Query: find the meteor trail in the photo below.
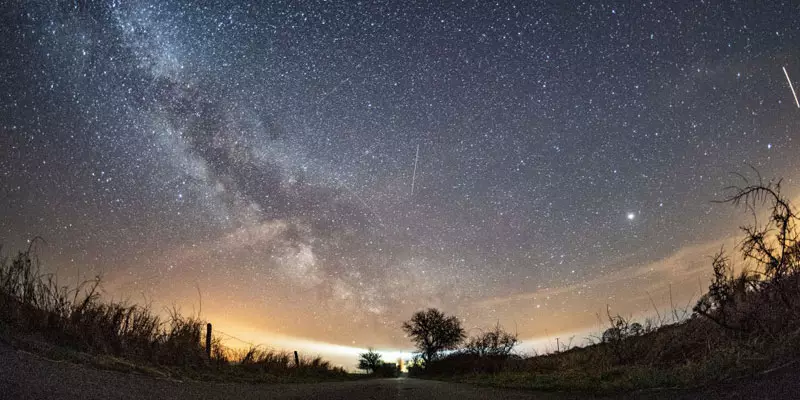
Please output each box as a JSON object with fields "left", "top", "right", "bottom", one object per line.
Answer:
{"left": 411, "top": 144, "right": 419, "bottom": 196}
{"left": 783, "top": 66, "right": 800, "bottom": 108}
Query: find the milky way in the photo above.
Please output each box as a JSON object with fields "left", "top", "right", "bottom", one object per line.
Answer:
{"left": 2, "top": 1, "right": 800, "bottom": 358}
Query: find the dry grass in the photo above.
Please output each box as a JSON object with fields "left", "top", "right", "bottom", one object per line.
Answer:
{"left": 417, "top": 177, "right": 800, "bottom": 394}
{"left": 0, "top": 242, "right": 346, "bottom": 381}
{"left": 421, "top": 307, "right": 800, "bottom": 394}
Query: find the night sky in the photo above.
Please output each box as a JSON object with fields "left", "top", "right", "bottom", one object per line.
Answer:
{"left": 2, "top": 1, "right": 800, "bottom": 364}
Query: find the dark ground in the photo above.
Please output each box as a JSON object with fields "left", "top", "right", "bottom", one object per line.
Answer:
{"left": 0, "top": 344, "right": 797, "bottom": 399}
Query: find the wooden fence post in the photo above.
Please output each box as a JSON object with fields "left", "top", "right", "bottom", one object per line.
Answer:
{"left": 294, "top": 350, "right": 300, "bottom": 367}
{"left": 206, "top": 323, "right": 212, "bottom": 359}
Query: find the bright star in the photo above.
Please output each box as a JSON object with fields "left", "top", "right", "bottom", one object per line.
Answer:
{"left": 627, "top": 212, "right": 636, "bottom": 220}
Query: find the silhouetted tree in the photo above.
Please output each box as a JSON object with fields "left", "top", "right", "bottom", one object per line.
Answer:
{"left": 717, "top": 173, "right": 799, "bottom": 281}
{"left": 357, "top": 348, "right": 383, "bottom": 374}
{"left": 464, "top": 323, "right": 518, "bottom": 357}
{"left": 694, "top": 171, "right": 800, "bottom": 335}
{"left": 402, "top": 308, "right": 465, "bottom": 369}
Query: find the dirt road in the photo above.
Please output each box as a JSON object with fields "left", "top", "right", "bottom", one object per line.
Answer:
{"left": 0, "top": 344, "right": 578, "bottom": 400}
{"left": 0, "top": 344, "right": 796, "bottom": 399}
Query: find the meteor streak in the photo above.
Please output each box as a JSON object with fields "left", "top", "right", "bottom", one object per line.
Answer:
{"left": 411, "top": 144, "right": 419, "bottom": 196}
{"left": 783, "top": 66, "right": 800, "bottom": 108}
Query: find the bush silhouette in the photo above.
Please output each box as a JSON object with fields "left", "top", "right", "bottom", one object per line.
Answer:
{"left": 693, "top": 174, "right": 800, "bottom": 338}
{"left": 464, "top": 323, "right": 518, "bottom": 357}
{"left": 357, "top": 348, "right": 383, "bottom": 374}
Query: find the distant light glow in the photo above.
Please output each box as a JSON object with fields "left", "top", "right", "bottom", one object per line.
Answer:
{"left": 2, "top": 0, "right": 798, "bottom": 370}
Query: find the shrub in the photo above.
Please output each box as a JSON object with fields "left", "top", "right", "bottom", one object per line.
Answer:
{"left": 464, "top": 323, "right": 518, "bottom": 358}
{"left": 357, "top": 348, "right": 383, "bottom": 374}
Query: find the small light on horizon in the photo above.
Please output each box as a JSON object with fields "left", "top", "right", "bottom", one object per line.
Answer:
{"left": 627, "top": 212, "right": 636, "bottom": 220}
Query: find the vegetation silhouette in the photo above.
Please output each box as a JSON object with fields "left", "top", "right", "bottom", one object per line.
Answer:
{"left": 3, "top": 171, "right": 800, "bottom": 392}
{"left": 402, "top": 308, "right": 466, "bottom": 370}
{"left": 464, "top": 323, "right": 519, "bottom": 358}
{"left": 357, "top": 348, "right": 383, "bottom": 374}
{"left": 0, "top": 240, "right": 346, "bottom": 382}
{"left": 694, "top": 172, "right": 800, "bottom": 337}
{"left": 401, "top": 173, "right": 800, "bottom": 394}
{"left": 416, "top": 322, "right": 521, "bottom": 376}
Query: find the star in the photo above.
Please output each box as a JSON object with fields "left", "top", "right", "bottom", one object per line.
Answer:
{"left": 1, "top": 0, "right": 797, "bottom": 367}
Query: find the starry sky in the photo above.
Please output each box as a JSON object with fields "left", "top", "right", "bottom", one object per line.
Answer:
{"left": 2, "top": 1, "right": 800, "bottom": 364}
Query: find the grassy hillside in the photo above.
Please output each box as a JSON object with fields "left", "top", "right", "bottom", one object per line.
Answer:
{"left": 0, "top": 241, "right": 348, "bottom": 382}
{"left": 413, "top": 178, "right": 800, "bottom": 394}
